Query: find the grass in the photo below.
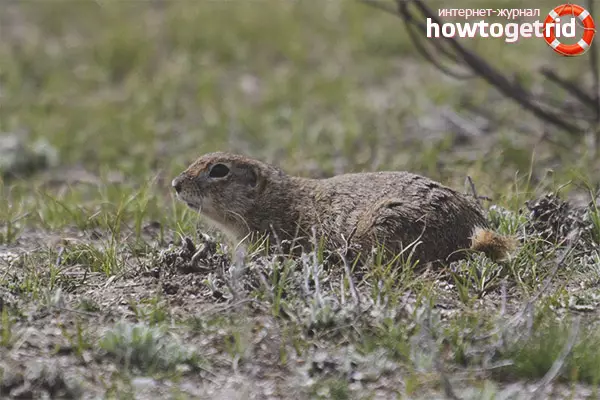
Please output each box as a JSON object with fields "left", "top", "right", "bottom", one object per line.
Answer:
{"left": 99, "top": 322, "right": 201, "bottom": 375}
{"left": 1, "top": 0, "right": 600, "bottom": 398}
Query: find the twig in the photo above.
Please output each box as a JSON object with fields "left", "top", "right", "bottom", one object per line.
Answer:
{"left": 540, "top": 67, "right": 595, "bottom": 108}
{"left": 114, "top": 283, "right": 147, "bottom": 289}
{"left": 465, "top": 176, "right": 480, "bottom": 207}
{"left": 361, "top": 0, "right": 588, "bottom": 135}
{"left": 359, "top": 0, "right": 473, "bottom": 78}
{"left": 403, "top": 13, "right": 473, "bottom": 79}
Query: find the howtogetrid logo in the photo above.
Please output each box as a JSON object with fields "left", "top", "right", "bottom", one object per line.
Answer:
{"left": 544, "top": 3, "right": 596, "bottom": 57}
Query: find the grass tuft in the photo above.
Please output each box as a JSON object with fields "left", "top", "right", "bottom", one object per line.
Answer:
{"left": 99, "top": 322, "right": 201, "bottom": 375}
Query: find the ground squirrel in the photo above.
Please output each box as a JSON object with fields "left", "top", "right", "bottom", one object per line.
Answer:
{"left": 172, "top": 152, "right": 514, "bottom": 265}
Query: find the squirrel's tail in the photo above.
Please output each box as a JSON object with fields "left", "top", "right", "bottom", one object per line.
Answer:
{"left": 470, "top": 227, "right": 516, "bottom": 262}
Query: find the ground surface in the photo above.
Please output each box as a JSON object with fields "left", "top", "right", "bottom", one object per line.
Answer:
{"left": 2, "top": 0, "right": 600, "bottom": 399}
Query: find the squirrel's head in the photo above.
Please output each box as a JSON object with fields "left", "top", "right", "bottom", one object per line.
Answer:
{"left": 172, "top": 152, "right": 278, "bottom": 233}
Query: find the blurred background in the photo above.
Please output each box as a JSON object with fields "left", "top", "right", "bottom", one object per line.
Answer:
{"left": 2, "top": 2, "right": 600, "bottom": 397}
{"left": 1, "top": 0, "right": 598, "bottom": 237}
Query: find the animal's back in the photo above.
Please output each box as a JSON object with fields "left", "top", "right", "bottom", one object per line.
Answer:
{"left": 304, "top": 171, "right": 488, "bottom": 263}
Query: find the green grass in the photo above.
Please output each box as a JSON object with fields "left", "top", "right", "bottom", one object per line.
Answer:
{"left": 99, "top": 322, "right": 201, "bottom": 375}
{"left": 1, "top": 0, "right": 600, "bottom": 398}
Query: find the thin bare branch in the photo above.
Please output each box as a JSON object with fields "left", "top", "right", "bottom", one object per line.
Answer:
{"left": 361, "top": 0, "right": 592, "bottom": 136}
{"left": 403, "top": 18, "right": 474, "bottom": 79}
{"left": 399, "top": 0, "right": 584, "bottom": 134}
{"left": 540, "top": 67, "right": 595, "bottom": 107}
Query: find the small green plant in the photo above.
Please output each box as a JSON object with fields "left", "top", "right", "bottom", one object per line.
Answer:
{"left": 60, "top": 242, "right": 122, "bottom": 276}
{"left": 224, "top": 328, "right": 247, "bottom": 361}
{"left": 0, "top": 184, "right": 27, "bottom": 244}
{"left": 99, "top": 322, "right": 200, "bottom": 374}
{"left": 35, "top": 192, "right": 100, "bottom": 231}
{"left": 499, "top": 314, "right": 600, "bottom": 384}
{"left": 1, "top": 307, "right": 13, "bottom": 347}
{"left": 130, "top": 295, "right": 170, "bottom": 325}
{"left": 78, "top": 298, "right": 101, "bottom": 313}
{"left": 60, "top": 318, "right": 92, "bottom": 358}
{"left": 450, "top": 254, "right": 505, "bottom": 302}
{"left": 361, "top": 317, "right": 411, "bottom": 362}
{"left": 0, "top": 215, "right": 25, "bottom": 245}
{"left": 270, "top": 258, "right": 294, "bottom": 318}
{"left": 487, "top": 204, "right": 527, "bottom": 236}
{"left": 364, "top": 243, "right": 421, "bottom": 308}
{"left": 311, "top": 377, "right": 350, "bottom": 400}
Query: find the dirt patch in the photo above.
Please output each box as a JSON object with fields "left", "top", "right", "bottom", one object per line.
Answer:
{"left": 2, "top": 192, "right": 600, "bottom": 398}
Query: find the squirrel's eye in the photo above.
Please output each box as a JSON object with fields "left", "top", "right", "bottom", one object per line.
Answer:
{"left": 208, "top": 164, "right": 230, "bottom": 178}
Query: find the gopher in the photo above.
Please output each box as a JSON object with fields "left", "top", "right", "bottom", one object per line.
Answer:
{"left": 172, "top": 152, "right": 514, "bottom": 265}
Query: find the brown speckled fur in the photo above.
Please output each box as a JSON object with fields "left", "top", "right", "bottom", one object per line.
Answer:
{"left": 172, "top": 152, "right": 512, "bottom": 265}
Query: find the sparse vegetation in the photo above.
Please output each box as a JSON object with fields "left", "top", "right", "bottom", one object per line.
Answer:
{"left": 99, "top": 322, "right": 201, "bottom": 375}
{"left": 1, "top": 0, "right": 600, "bottom": 398}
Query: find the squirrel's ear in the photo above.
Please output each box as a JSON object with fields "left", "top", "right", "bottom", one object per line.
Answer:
{"left": 251, "top": 166, "right": 267, "bottom": 192}
{"left": 240, "top": 165, "right": 264, "bottom": 190}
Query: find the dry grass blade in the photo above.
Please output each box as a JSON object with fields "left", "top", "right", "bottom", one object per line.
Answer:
{"left": 474, "top": 240, "right": 576, "bottom": 342}
{"left": 527, "top": 316, "right": 581, "bottom": 399}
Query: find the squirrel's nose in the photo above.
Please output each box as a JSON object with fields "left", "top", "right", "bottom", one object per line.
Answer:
{"left": 172, "top": 177, "right": 183, "bottom": 193}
